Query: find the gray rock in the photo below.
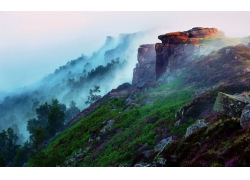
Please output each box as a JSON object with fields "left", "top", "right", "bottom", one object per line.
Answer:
{"left": 156, "top": 158, "right": 167, "bottom": 166}
{"left": 213, "top": 92, "right": 250, "bottom": 117}
{"left": 100, "top": 119, "right": 115, "bottom": 133}
{"left": 66, "top": 158, "right": 76, "bottom": 166}
{"left": 154, "top": 137, "right": 173, "bottom": 152}
{"left": 22, "top": 163, "right": 28, "bottom": 167}
{"left": 124, "top": 94, "right": 137, "bottom": 105}
{"left": 142, "top": 150, "right": 154, "bottom": 159}
{"left": 174, "top": 120, "right": 181, "bottom": 127}
{"left": 167, "top": 76, "right": 176, "bottom": 83}
{"left": 226, "top": 49, "right": 231, "bottom": 54}
{"left": 240, "top": 104, "right": 250, "bottom": 129}
{"left": 134, "top": 162, "right": 149, "bottom": 167}
{"left": 185, "top": 120, "right": 207, "bottom": 138}
{"left": 76, "top": 153, "right": 84, "bottom": 160}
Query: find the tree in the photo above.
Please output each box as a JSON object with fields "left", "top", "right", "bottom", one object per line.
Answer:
{"left": 29, "top": 126, "right": 46, "bottom": 151}
{"left": 65, "top": 101, "right": 80, "bottom": 124}
{"left": 85, "top": 85, "right": 102, "bottom": 105}
{"left": 0, "top": 127, "right": 19, "bottom": 163}
{"left": 0, "top": 156, "right": 6, "bottom": 167}
{"left": 47, "top": 106, "right": 65, "bottom": 137}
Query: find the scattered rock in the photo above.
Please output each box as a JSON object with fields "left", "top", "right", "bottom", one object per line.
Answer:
{"left": 124, "top": 94, "right": 137, "bottom": 105}
{"left": 185, "top": 119, "right": 207, "bottom": 138}
{"left": 156, "top": 158, "right": 167, "bottom": 166}
{"left": 134, "top": 162, "right": 150, "bottom": 167}
{"left": 154, "top": 137, "right": 173, "bottom": 152}
{"left": 174, "top": 120, "right": 181, "bottom": 127}
{"left": 142, "top": 150, "right": 155, "bottom": 159}
{"left": 22, "top": 163, "right": 28, "bottom": 167}
{"left": 66, "top": 158, "right": 76, "bottom": 166}
{"left": 100, "top": 119, "right": 115, "bottom": 134}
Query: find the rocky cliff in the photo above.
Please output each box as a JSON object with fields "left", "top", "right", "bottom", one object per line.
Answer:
{"left": 132, "top": 44, "right": 156, "bottom": 85}
{"left": 132, "top": 27, "right": 220, "bottom": 85}
{"left": 156, "top": 27, "right": 218, "bottom": 79}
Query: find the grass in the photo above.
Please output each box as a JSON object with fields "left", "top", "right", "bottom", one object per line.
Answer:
{"left": 28, "top": 77, "right": 195, "bottom": 167}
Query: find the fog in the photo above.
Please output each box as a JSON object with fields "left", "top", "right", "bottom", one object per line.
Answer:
{"left": 1, "top": 12, "right": 250, "bottom": 92}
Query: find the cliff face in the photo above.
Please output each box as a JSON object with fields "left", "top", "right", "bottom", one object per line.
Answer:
{"left": 132, "top": 44, "right": 156, "bottom": 85}
{"left": 155, "top": 27, "right": 218, "bottom": 79}
{"left": 132, "top": 27, "right": 219, "bottom": 85}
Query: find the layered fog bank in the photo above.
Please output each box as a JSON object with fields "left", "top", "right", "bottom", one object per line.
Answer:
{"left": 0, "top": 28, "right": 163, "bottom": 142}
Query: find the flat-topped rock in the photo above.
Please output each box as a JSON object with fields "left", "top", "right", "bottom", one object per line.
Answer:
{"left": 158, "top": 27, "right": 218, "bottom": 44}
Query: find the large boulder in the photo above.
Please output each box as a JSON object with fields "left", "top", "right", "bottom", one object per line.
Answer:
{"left": 213, "top": 92, "right": 250, "bottom": 117}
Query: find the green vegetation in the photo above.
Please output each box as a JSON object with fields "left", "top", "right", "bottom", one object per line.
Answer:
{"left": 28, "top": 77, "right": 195, "bottom": 166}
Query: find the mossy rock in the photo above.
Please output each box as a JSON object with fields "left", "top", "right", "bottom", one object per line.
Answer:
{"left": 213, "top": 92, "right": 250, "bottom": 117}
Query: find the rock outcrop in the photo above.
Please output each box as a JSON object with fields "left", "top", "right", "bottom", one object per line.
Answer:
{"left": 155, "top": 27, "right": 218, "bottom": 79}
{"left": 132, "top": 44, "right": 156, "bottom": 85}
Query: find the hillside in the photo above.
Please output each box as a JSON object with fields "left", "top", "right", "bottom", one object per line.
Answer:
{"left": 25, "top": 27, "right": 250, "bottom": 167}
{"left": 1, "top": 27, "right": 250, "bottom": 167}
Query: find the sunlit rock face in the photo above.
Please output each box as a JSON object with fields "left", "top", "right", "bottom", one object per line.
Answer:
{"left": 155, "top": 27, "right": 218, "bottom": 79}
{"left": 132, "top": 44, "right": 156, "bottom": 85}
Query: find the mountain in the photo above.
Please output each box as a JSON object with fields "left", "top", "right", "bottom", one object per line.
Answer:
{"left": 2, "top": 27, "right": 250, "bottom": 167}
{"left": 0, "top": 29, "right": 162, "bottom": 143}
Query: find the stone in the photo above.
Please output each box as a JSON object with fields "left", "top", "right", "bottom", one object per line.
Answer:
{"left": 213, "top": 92, "right": 250, "bottom": 117}
{"left": 185, "top": 119, "right": 207, "bottom": 138}
{"left": 174, "top": 120, "right": 181, "bottom": 127}
{"left": 156, "top": 158, "right": 167, "bottom": 166}
{"left": 226, "top": 49, "right": 231, "bottom": 54}
{"left": 134, "top": 162, "right": 149, "bottom": 167}
{"left": 154, "top": 137, "right": 173, "bottom": 152}
{"left": 240, "top": 104, "right": 250, "bottom": 129}
{"left": 124, "top": 94, "right": 137, "bottom": 105}
{"left": 100, "top": 119, "right": 115, "bottom": 133}
{"left": 22, "top": 163, "right": 28, "bottom": 167}
{"left": 88, "top": 134, "right": 97, "bottom": 142}
{"left": 142, "top": 150, "right": 154, "bottom": 159}
{"left": 66, "top": 158, "right": 76, "bottom": 166}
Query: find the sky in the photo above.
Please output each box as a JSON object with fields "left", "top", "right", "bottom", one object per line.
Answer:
{"left": 1, "top": 11, "right": 250, "bottom": 91}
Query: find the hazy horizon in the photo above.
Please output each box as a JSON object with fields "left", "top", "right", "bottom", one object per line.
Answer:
{"left": 1, "top": 11, "right": 250, "bottom": 92}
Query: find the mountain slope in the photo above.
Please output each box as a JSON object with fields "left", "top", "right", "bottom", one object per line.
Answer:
{"left": 27, "top": 35, "right": 250, "bottom": 166}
